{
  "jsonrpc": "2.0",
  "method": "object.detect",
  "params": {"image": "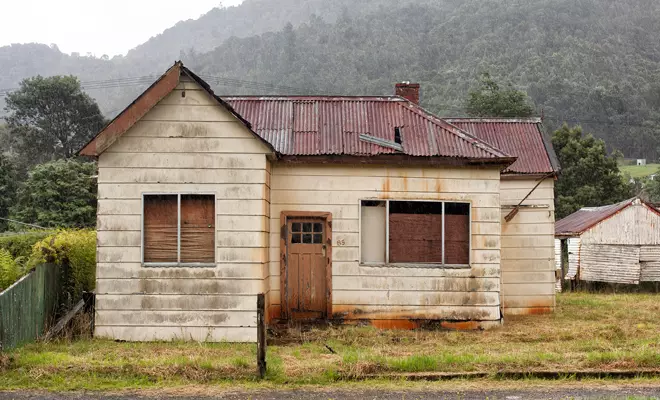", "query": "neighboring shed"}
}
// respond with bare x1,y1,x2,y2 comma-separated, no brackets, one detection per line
78,62,559,342
446,118,560,315
555,198,660,284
